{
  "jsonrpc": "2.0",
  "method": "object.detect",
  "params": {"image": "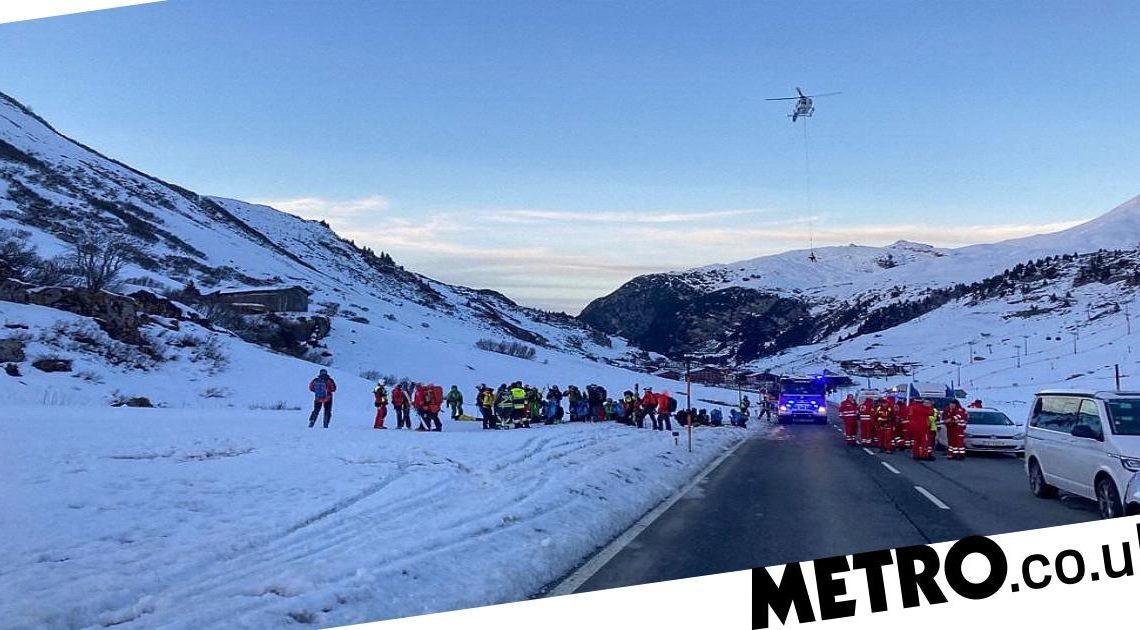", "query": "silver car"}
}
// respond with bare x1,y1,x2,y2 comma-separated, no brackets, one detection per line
1126,472,1140,516
936,407,1025,456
